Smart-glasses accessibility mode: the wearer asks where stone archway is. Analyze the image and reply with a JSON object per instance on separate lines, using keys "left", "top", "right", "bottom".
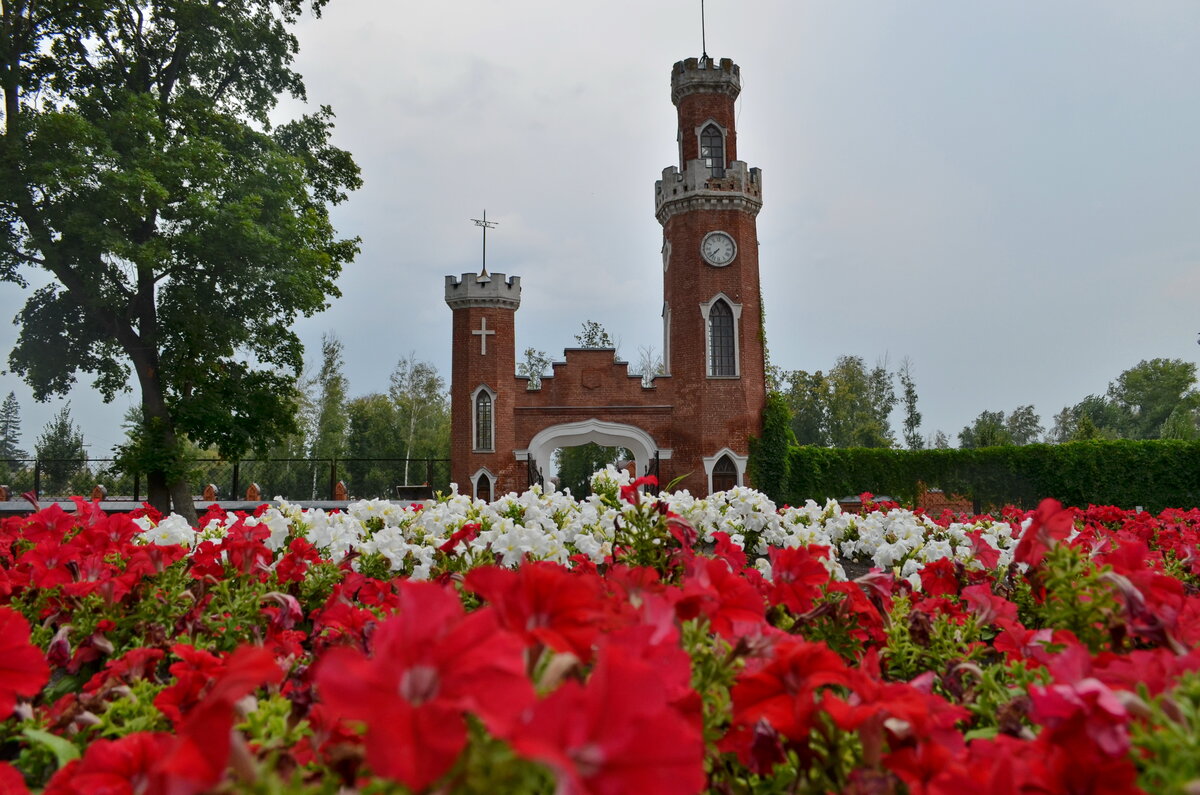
{"left": 514, "top": 418, "right": 672, "bottom": 490}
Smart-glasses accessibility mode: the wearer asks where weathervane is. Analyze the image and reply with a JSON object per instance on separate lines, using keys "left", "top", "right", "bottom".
{"left": 470, "top": 211, "right": 498, "bottom": 277}
{"left": 701, "top": 0, "right": 708, "bottom": 60}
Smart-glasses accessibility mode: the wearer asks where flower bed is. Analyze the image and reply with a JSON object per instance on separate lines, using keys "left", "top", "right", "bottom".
{"left": 2, "top": 468, "right": 1200, "bottom": 793}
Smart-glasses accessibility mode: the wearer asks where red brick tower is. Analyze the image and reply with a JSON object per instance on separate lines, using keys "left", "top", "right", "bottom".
{"left": 445, "top": 272, "right": 521, "bottom": 500}
{"left": 655, "top": 56, "right": 766, "bottom": 494}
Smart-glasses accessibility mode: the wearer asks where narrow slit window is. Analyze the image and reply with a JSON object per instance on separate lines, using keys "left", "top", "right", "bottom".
{"left": 474, "top": 391, "right": 493, "bottom": 450}
{"left": 709, "top": 300, "right": 735, "bottom": 376}
{"left": 700, "top": 124, "right": 725, "bottom": 178}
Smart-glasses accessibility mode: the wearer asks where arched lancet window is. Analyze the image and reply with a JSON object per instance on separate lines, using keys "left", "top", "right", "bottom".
{"left": 474, "top": 389, "right": 493, "bottom": 451}
{"left": 473, "top": 470, "right": 495, "bottom": 502}
{"left": 708, "top": 299, "right": 735, "bottom": 376}
{"left": 712, "top": 455, "right": 738, "bottom": 493}
{"left": 700, "top": 123, "right": 725, "bottom": 178}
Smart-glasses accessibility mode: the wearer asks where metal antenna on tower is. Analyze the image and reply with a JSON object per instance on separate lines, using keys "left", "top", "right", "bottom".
{"left": 470, "top": 211, "right": 498, "bottom": 277}
{"left": 701, "top": 0, "right": 708, "bottom": 60}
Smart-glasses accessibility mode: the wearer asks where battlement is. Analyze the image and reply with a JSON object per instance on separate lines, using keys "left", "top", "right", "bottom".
{"left": 444, "top": 272, "right": 522, "bottom": 310}
{"left": 671, "top": 56, "right": 741, "bottom": 105}
{"left": 654, "top": 160, "right": 763, "bottom": 222}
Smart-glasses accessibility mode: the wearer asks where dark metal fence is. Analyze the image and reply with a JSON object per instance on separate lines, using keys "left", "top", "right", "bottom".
{"left": 0, "top": 457, "right": 451, "bottom": 502}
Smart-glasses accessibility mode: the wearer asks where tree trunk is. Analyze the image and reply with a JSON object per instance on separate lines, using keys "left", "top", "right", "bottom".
{"left": 170, "top": 477, "right": 197, "bottom": 525}
{"left": 146, "top": 468, "right": 171, "bottom": 516}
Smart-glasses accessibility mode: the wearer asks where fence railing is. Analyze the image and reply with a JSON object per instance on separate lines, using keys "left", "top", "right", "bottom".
{"left": 0, "top": 457, "right": 451, "bottom": 502}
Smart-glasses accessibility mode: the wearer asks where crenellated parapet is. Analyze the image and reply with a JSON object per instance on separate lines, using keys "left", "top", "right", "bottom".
{"left": 671, "top": 57, "right": 741, "bottom": 105}
{"left": 654, "top": 160, "right": 763, "bottom": 223}
{"left": 444, "top": 272, "right": 522, "bottom": 310}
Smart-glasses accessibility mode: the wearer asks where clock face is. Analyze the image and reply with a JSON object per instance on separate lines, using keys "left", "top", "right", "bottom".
{"left": 701, "top": 231, "right": 736, "bottom": 266}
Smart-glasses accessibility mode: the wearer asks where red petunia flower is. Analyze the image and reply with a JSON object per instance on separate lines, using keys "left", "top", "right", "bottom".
{"left": 506, "top": 644, "right": 705, "bottom": 795}
{"left": 765, "top": 545, "right": 831, "bottom": 614}
{"left": 0, "top": 607, "right": 50, "bottom": 719}
{"left": 314, "top": 580, "right": 533, "bottom": 791}
{"left": 464, "top": 562, "right": 606, "bottom": 661}
{"left": 730, "top": 638, "right": 850, "bottom": 742}
{"left": 0, "top": 761, "right": 29, "bottom": 794}
{"left": 1013, "top": 498, "right": 1075, "bottom": 567}
{"left": 676, "top": 557, "right": 767, "bottom": 640}
{"left": 438, "top": 521, "right": 482, "bottom": 554}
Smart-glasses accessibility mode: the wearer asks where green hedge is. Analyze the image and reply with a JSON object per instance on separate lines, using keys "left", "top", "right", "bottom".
{"left": 781, "top": 440, "right": 1200, "bottom": 513}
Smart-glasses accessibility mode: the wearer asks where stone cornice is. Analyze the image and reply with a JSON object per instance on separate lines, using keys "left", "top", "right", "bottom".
{"left": 655, "top": 192, "right": 763, "bottom": 224}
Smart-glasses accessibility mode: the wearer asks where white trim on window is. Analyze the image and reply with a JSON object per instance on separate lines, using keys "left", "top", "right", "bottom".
{"left": 703, "top": 448, "right": 748, "bottom": 494}
{"left": 698, "top": 293, "right": 742, "bottom": 378}
{"left": 662, "top": 302, "right": 671, "bottom": 376}
{"left": 471, "top": 468, "right": 496, "bottom": 502}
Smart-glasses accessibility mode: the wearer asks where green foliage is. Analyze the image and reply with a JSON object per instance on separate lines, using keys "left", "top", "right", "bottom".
{"left": 574, "top": 320, "right": 615, "bottom": 349}
{"left": 1, "top": 0, "right": 361, "bottom": 514}
{"left": 556, "top": 444, "right": 625, "bottom": 497}
{"left": 389, "top": 353, "right": 450, "bottom": 482}
{"left": 34, "top": 404, "right": 86, "bottom": 494}
{"left": 309, "top": 333, "right": 349, "bottom": 462}
{"left": 93, "top": 679, "right": 171, "bottom": 738}
{"left": 1109, "top": 358, "right": 1198, "bottom": 439}
{"left": 780, "top": 355, "right": 898, "bottom": 449}
{"left": 1024, "top": 544, "right": 1121, "bottom": 652}
{"left": 1132, "top": 671, "right": 1200, "bottom": 794}
{"left": 960, "top": 406, "right": 1043, "bottom": 448}
{"left": 518, "top": 347, "right": 553, "bottom": 390}
{"left": 681, "top": 618, "right": 741, "bottom": 748}
{"left": 959, "top": 410, "right": 1014, "bottom": 449}
{"left": 899, "top": 358, "right": 923, "bottom": 450}
{"left": 882, "top": 596, "right": 986, "bottom": 680}
{"left": 1051, "top": 359, "right": 1199, "bottom": 443}
{"left": 748, "top": 392, "right": 795, "bottom": 504}
{"left": 783, "top": 439, "right": 1200, "bottom": 513}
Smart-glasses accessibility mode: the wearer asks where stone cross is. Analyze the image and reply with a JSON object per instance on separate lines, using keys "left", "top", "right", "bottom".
{"left": 472, "top": 316, "right": 495, "bottom": 355}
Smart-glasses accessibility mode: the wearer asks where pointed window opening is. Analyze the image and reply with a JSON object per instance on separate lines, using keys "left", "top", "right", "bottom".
{"left": 712, "top": 455, "right": 738, "bottom": 492}
{"left": 700, "top": 124, "right": 725, "bottom": 178}
{"left": 474, "top": 389, "right": 493, "bottom": 451}
{"left": 708, "top": 299, "right": 735, "bottom": 376}
{"left": 473, "top": 470, "right": 495, "bottom": 502}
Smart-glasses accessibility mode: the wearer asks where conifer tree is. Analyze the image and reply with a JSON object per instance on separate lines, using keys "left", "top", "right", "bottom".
{"left": 0, "top": 392, "right": 26, "bottom": 462}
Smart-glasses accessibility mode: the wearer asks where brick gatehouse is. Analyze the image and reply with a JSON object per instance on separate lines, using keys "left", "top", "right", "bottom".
{"left": 446, "top": 56, "right": 767, "bottom": 499}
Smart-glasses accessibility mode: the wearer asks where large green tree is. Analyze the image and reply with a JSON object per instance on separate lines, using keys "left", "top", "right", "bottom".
{"left": 0, "top": 1, "right": 361, "bottom": 518}
{"left": 898, "top": 358, "right": 923, "bottom": 450}
{"left": 958, "top": 410, "right": 1013, "bottom": 449}
{"left": 825, "top": 356, "right": 896, "bottom": 448}
{"left": 389, "top": 353, "right": 449, "bottom": 485}
{"left": 780, "top": 356, "right": 898, "bottom": 449}
{"left": 1107, "top": 358, "right": 1197, "bottom": 439}
{"left": 308, "top": 333, "right": 349, "bottom": 462}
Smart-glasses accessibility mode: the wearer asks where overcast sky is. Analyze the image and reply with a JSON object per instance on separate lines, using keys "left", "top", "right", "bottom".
{"left": 3, "top": 1, "right": 1199, "bottom": 457}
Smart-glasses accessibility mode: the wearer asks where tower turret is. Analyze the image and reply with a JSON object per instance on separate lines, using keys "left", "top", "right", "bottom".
{"left": 445, "top": 272, "right": 521, "bottom": 500}
{"left": 655, "top": 56, "right": 767, "bottom": 495}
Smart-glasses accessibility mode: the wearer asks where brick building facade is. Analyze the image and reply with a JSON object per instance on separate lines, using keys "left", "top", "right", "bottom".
{"left": 446, "top": 56, "right": 767, "bottom": 499}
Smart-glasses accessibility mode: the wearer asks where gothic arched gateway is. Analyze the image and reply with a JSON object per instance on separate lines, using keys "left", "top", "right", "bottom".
{"left": 446, "top": 56, "right": 766, "bottom": 498}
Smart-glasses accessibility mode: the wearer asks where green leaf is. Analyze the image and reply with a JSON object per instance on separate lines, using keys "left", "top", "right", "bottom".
{"left": 22, "top": 728, "right": 81, "bottom": 768}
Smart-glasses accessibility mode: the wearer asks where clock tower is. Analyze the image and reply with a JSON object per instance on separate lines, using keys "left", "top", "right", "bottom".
{"left": 655, "top": 56, "right": 766, "bottom": 494}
